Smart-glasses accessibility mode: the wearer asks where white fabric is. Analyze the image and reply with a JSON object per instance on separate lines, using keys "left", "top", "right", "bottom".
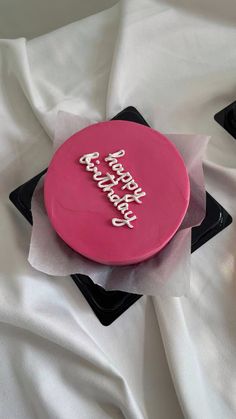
{"left": 0, "top": 0, "right": 236, "bottom": 418}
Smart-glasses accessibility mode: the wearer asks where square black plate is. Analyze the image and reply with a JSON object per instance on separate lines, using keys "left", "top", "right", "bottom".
{"left": 214, "top": 100, "right": 236, "bottom": 139}
{"left": 10, "top": 107, "right": 232, "bottom": 325}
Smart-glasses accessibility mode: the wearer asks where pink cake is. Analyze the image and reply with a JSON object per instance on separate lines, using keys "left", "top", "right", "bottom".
{"left": 44, "top": 120, "right": 190, "bottom": 265}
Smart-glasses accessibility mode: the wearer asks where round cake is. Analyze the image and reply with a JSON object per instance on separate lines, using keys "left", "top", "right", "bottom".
{"left": 44, "top": 120, "right": 190, "bottom": 265}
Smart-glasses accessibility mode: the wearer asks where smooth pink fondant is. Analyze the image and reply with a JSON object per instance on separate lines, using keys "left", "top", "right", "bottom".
{"left": 44, "top": 120, "right": 190, "bottom": 265}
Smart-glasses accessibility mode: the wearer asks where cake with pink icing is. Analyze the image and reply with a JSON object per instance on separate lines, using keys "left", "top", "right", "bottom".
{"left": 44, "top": 120, "right": 190, "bottom": 265}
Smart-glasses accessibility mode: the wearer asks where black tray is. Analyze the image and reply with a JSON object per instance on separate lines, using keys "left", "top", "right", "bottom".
{"left": 214, "top": 100, "right": 236, "bottom": 140}
{"left": 10, "top": 107, "right": 233, "bottom": 325}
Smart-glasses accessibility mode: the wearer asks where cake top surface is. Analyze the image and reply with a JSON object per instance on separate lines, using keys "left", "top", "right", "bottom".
{"left": 44, "top": 120, "right": 190, "bottom": 265}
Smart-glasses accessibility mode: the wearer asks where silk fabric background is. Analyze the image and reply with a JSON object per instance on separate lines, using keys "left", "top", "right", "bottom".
{"left": 0, "top": 0, "right": 236, "bottom": 417}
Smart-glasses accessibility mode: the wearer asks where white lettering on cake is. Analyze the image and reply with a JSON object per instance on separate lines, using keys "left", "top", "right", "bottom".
{"left": 79, "top": 150, "right": 146, "bottom": 228}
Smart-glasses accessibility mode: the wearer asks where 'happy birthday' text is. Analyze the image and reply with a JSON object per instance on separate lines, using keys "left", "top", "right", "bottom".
{"left": 79, "top": 150, "right": 146, "bottom": 228}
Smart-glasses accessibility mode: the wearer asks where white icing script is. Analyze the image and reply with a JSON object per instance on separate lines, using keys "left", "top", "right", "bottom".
{"left": 79, "top": 150, "right": 146, "bottom": 228}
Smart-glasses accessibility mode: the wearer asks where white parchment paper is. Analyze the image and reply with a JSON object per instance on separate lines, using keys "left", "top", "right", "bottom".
{"left": 28, "top": 111, "right": 209, "bottom": 296}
